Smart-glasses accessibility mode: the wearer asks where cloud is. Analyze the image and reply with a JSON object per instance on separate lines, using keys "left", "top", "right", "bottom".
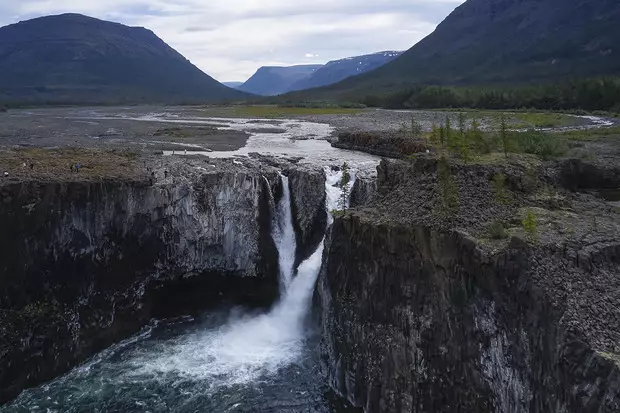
{"left": 0, "top": 0, "right": 465, "bottom": 82}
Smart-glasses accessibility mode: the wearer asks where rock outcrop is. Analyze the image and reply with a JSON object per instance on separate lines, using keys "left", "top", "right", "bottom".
{"left": 557, "top": 158, "right": 620, "bottom": 193}
{"left": 333, "top": 131, "right": 429, "bottom": 159}
{"left": 0, "top": 155, "right": 326, "bottom": 404}
{"left": 317, "top": 157, "right": 620, "bottom": 412}
{"left": 286, "top": 165, "right": 327, "bottom": 264}
{"left": 350, "top": 175, "right": 377, "bottom": 208}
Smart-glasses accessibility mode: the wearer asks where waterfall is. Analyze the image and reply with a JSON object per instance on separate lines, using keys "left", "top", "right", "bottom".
{"left": 5, "top": 165, "right": 362, "bottom": 411}
{"left": 325, "top": 166, "right": 356, "bottom": 224}
{"left": 272, "top": 174, "right": 296, "bottom": 290}
{"left": 120, "top": 167, "right": 356, "bottom": 388}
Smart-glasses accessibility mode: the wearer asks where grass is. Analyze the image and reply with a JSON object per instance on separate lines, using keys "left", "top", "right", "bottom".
{"left": 0, "top": 148, "right": 143, "bottom": 182}
{"left": 153, "top": 126, "right": 220, "bottom": 138}
{"left": 511, "top": 112, "right": 576, "bottom": 128}
{"left": 467, "top": 152, "right": 542, "bottom": 167}
{"left": 425, "top": 109, "right": 581, "bottom": 128}
{"left": 556, "top": 125, "right": 620, "bottom": 141}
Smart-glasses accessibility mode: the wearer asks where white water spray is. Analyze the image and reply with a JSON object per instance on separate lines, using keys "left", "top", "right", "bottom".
{"left": 325, "top": 166, "right": 356, "bottom": 223}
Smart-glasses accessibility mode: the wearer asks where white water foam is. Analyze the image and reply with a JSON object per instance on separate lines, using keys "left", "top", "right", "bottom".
{"left": 325, "top": 166, "right": 357, "bottom": 221}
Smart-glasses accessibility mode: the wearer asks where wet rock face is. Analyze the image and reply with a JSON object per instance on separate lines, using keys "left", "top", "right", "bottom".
{"left": 287, "top": 166, "right": 327, "bottom": 264}
{"left": 0, "top": 164, "right": 309, "bottom": 403}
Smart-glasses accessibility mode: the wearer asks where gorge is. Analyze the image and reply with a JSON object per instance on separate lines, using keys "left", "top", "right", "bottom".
{"left": 0, "top": 108, "right": 619, "bottom": 413}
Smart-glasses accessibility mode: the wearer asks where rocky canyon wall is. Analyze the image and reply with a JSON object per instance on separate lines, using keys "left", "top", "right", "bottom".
{"left": 317, "top": 158, "right": 620, "bottom": 412}
{"left": 0, "top": 158, "right": 326, "bottom": 404}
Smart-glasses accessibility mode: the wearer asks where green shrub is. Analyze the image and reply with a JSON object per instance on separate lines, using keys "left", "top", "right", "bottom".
{"left": 437, "top": 156, "right": 460, "bottom": 216}
{"left": 467, "top": 117, "right": 491, "bottom": 154}
{"left": 489, "top": 220, "right": 509, "bottom": 239}
{"left": 512, "top": 130, "right": 569, "bottom": 160}
{"left": 522, "top": 209, "right": 538, "bottom": 241}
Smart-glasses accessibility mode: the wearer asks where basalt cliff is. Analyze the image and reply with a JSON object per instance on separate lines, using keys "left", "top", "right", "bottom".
{"left": 2, "top": 146, "right": 620, "bottom": 412}
{"left": 317, "top": 156, "right": 620, "bottom": 412}
{"left": 0, "top": 153, "right": 326, "bottom": 403}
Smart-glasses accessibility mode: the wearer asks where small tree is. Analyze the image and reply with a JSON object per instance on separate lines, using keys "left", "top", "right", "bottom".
{"left": 460, "top": 139, "right": 471, "bottom": 163}
{"left": 430, "top": 123, "right": 440, "bottom": 146}
{"left": 468, "top": 116, "right": 490, "bottom": 154}
{"left": 445, "top": 115, "right": 453, "bottom": 150}
{"left": 499, "top": 113, "right": 509, "bottom": 158}
{"left": 458, "top": 112, "right": 466, "bottom": 138}
{"left": 437, "top": 156, "right": 460, "bottom": 216}
{"left": 522, "top": 209, "right": 538, "bottom": 241}
{"left": 410, "top": 116, "right": 423, "bottom": 139}
{"left": 339, "top": 162, "right": 351, "bottom": 212}
{"left": 439, "top": 125, "right": 446, "bottom": 149}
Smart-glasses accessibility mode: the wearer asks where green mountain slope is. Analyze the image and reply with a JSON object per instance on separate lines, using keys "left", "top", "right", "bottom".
{"left": 298, "top": 0, "right": 620, "bottom": 98}
{"left": 0, "top": 14, "right": 248, "bottom": 105}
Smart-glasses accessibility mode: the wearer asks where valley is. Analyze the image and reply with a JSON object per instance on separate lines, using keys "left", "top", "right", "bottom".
{"left": 1, "top": 0, "right": 619, "bottom": 411}
{"left": 1, "top": 106, "right": 619, "bottom": 412}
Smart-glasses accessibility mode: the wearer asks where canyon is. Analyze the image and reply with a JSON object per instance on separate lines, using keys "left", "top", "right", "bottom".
{"left": 0, "top": 108, "right": 619, "bottom": 412}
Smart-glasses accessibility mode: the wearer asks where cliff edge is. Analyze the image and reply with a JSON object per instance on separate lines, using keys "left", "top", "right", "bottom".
{"left": 317, "top": 155, "right": 620, "bottom": 412}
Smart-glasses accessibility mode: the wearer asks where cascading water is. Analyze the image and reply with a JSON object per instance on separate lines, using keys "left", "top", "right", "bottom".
{"left": 273, "top": 174, "right": 297, "bottom": 290}
{"left": 1, "top": 168, "right": 359, "bottom": 413}
{"left": 325, "top": 166, "right": 357, "bottom": 223}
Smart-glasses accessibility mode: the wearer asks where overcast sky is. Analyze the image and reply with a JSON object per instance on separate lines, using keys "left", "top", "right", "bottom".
{"left": 0, "top": 0, "right": 465, "bottom": 82}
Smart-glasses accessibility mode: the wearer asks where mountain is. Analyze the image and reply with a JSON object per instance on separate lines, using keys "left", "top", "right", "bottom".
{"left": 241, "top": 52, "right": 403, "bottom": 96}
{"left": 238, "top": 65, "right": 322, "bottom": 96}
{"left": 0, "top": 13, "right": 248, "bottom": 105}
{"left": 222, "top": 81, "right": 244, "bottom": 88}
{"left": 301, "top": 0, "right": 620, "bottom": 97}
{"left": 290, "top": 51, "right": 402, "bottom": 91}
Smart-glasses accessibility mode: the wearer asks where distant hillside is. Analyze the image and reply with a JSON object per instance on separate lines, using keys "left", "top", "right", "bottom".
{"left": 298, "top": 0, "right": 620, "bottom": 99}
{"left": 222, "top": 81, "right": 244, "bottom": 89}
{"left": 290, "top": 51, "right": 402, "bottom": 91}
{"left": 238, "top": 65, "right": 322, "bottom": 96}
{"left": 241, "top": 52, "right": 402, "bottom": 96}
{"left": 0, "top": 14, "right": 248, "bottom": 105}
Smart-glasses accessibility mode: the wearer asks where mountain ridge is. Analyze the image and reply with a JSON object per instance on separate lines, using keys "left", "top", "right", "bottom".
{"left": 0, "top": 13, "right": 248, "bottom": 105}
{"left": 237, "top": 65, "right": 322, "bottom": 96}
{"left": 292, "top": 0, "right": 620, "bottom": 99}
{"left": 289, "top": 51, "right": 402, "bottom": 92}
{"left": 239, "top": 51, "right": 402, "bottom": 96}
